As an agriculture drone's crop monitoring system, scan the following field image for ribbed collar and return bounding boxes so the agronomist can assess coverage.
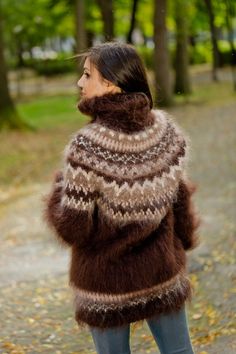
[77,92,155,133]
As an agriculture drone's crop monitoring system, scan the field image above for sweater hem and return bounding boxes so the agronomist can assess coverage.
[73,273,193,329]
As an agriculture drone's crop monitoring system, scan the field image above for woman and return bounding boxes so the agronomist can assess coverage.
[44,42,200,354]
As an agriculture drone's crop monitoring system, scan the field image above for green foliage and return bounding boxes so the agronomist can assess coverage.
[189,42,212,65]
[1,0,236,79]
[137,41,228,69]
[1,0,74,64]
[114,0,130,36]
[137,46,154,70]
[136,0,161,38]
[218,40,236,66]
[85,0,103,34]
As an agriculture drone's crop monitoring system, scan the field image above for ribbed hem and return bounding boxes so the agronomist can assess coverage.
[72,272,193,329]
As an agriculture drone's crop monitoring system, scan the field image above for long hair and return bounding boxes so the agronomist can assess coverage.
[76,42,153,109]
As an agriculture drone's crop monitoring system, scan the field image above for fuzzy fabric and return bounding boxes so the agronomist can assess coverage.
[43,92,200,329]
[78,92,154,133]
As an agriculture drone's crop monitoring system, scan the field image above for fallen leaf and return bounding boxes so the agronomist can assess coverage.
[192,313,202,320]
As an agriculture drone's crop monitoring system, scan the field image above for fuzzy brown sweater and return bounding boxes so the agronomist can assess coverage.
[44,92,200,329]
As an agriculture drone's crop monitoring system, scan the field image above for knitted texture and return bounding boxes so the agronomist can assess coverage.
[44,92,200,329]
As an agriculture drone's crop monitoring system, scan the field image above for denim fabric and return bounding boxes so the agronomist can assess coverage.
[89,306,195,354]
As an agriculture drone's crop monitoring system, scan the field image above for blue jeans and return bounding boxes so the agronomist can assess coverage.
[90,306,195,354]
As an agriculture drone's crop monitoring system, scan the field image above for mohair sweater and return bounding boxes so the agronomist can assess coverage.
[44,92,200,329]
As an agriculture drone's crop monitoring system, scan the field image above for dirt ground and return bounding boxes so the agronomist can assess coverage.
[0,68,236,353]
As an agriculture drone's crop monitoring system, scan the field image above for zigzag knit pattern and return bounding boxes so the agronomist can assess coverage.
[61,109,189,228]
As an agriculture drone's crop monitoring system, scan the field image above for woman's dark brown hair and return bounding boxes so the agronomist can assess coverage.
[77,42,153,109]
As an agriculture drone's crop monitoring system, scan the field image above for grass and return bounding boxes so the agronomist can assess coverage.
[17,95,81,129]
[0,95,89,186]
[175,83,234,106]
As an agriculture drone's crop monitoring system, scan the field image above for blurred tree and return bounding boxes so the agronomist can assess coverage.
[49,0,88,52]
[2,0,74,65]
[225,0,236,91]
[129,0,152,42]
[49,0,111,47]
[153,0,173,106]
[174,0,191,95]
[96,0,114,40]
[203,0,220,81]
[0,2,28,130]
[127,0,140,43]
[75,0,87,52]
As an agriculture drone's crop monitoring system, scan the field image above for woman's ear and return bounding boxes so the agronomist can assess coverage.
[104,79,110,87]
[103,79,121,93]
[103,78,113,88]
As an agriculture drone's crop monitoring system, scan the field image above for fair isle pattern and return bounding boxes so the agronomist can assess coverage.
[77,109,168,153]
[61,109,190,227]
[73,271,191,313]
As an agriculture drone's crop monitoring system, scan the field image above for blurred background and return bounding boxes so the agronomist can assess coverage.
[0,0,235,353]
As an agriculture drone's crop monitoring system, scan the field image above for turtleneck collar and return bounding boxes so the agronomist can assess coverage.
[77,92,155,133]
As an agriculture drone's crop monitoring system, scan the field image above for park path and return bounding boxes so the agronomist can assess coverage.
[0,74,236,353]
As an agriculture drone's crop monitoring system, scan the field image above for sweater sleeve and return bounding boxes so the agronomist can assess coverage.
[173,178,201,251]
[43,144,98,247]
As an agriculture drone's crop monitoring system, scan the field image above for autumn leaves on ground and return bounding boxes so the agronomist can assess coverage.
[0,68,236,353]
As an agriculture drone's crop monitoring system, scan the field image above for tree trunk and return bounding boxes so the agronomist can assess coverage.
[127,0,139,44]
[96,0,114,40]
[174,0,191,95]
[75,0,87,53]
[0,3,28,130]
[16,40,25,68]
[153,0,172,106]
[204,0,220,81]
